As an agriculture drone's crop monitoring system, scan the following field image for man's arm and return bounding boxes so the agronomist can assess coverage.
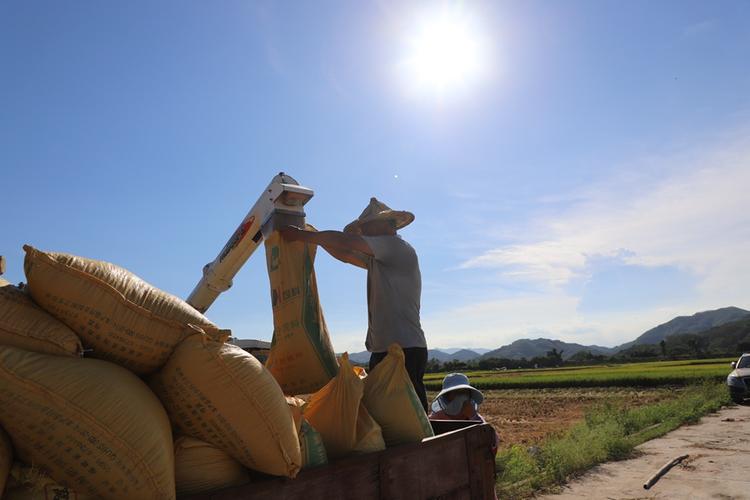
[319,245,369,269]
[279,226,373,268]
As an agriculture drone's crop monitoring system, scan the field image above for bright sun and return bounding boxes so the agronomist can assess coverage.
[400,5,489,99]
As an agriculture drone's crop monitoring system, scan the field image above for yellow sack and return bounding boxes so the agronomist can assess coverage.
[0,345,175,499]
[174,436,250,496]
[3,463,90,500]
[0,278,82,357]
[287,397,328,469]
[362,344,434,447]
[355,403,388,454]
[151,334,301,478]
[1,425,11,496]
[304,354,386,459]
[22,245,226,374]
[264,230,338,395]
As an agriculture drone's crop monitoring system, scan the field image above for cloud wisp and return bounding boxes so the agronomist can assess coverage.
[463,133,750,298]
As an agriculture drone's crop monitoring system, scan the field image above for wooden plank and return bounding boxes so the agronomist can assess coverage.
[465,425,496,499]
[183,424,496,500]
[379,438,470,499]
[203,457,380,499]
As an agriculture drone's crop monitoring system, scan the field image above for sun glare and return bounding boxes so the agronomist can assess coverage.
[400,5,489,99]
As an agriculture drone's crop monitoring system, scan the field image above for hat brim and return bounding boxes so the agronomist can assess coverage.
[435,384,484,405]
[344,210,415,234]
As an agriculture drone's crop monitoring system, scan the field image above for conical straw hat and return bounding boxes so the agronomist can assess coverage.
[343,198,415,234]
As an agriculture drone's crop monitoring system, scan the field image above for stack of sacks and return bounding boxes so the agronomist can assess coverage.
[363,344,434,447]
[304,353,385,459]
[0,243,436,497]
[0,246,306,498]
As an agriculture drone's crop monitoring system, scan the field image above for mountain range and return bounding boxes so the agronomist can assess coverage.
[344,306,750,364]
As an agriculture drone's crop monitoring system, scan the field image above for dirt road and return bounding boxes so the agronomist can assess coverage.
[537,404,750,500]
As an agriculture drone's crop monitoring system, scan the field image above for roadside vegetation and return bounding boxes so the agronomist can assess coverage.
[424,358,733,390]
[493,381,731,498]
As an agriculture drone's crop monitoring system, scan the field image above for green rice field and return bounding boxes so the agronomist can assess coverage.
[424,358,734,390]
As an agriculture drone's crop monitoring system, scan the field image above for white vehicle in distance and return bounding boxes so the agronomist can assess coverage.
[727,353,750,404]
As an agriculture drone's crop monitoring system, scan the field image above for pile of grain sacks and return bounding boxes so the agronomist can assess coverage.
[0,241,432,499]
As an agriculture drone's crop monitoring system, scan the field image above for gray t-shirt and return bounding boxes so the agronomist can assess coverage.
[361,235,427,352]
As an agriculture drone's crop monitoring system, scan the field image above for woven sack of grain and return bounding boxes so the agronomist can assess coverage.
[362,344,434,447]
[264,229,338,395]
[0,345,175,499]
[151,334,301,477]
[2,463,91,500]
[304,354,385,458]
[0,277,82,357]
[22,245,227,374]
[0,425,11,496]
[174,436,250,496]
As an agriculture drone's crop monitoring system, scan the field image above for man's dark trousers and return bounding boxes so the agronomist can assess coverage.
[369,346,428,412]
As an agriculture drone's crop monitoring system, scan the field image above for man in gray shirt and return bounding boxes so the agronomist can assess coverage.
[280,197,428,411]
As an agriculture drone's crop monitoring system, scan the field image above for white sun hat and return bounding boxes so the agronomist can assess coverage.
[343,197,415,234]
[435,373,484,405]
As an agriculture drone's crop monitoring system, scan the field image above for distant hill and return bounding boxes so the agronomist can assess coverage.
[426,350,454,362]
[617,316,750,359]
[346,348,482,364]
[436,348,463,354]
[616,306,750,351]
[445,349,481,362]
[347,351,371,364]
[437,347,492,355]
[685,317,750,354]
[426,349,481,362]
[481,338,615,361]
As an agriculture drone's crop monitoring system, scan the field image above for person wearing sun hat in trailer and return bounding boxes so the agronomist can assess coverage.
[280,197,429,411]
[429,373,499,456]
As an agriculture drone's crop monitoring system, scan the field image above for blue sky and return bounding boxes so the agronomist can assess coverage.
[2,1,749,352]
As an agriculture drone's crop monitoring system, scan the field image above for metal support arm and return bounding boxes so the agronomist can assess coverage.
[186,172,313,313]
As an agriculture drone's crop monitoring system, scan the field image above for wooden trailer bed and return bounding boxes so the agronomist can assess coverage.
[184,421,497,500]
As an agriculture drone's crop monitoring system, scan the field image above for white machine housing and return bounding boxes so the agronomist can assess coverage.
[186,172,313,313]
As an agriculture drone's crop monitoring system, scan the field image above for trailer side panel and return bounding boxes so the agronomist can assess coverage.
[184,423,496,500]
